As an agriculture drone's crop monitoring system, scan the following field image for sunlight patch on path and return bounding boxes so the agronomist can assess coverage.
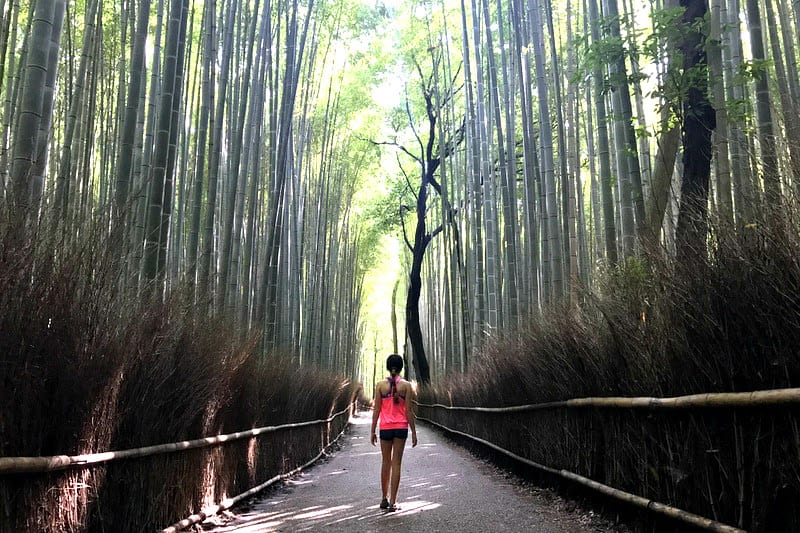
[204,411,600,532]
[294,504,353,520]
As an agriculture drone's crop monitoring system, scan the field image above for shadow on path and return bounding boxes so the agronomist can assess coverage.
[202,412,605,532]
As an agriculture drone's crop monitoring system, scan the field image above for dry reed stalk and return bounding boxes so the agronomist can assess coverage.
[160,415,351,533]
[419,416,747,533]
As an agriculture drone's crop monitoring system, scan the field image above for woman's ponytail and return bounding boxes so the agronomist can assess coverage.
[385,354,404,404]
[390,375,399,404]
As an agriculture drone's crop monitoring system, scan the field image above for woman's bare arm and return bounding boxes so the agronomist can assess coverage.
[405,382,418,447]
[370,383,382,446]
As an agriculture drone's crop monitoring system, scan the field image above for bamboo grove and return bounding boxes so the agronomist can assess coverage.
[0,0,394,374]
[1,0,799,383]
[387,0,800,381]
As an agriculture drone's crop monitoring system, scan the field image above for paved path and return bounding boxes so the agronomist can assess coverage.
[202,412,608,532]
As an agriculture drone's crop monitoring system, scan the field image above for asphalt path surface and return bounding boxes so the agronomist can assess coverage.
[202,411,614,532]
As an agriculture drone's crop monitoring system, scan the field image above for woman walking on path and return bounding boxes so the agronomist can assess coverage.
[371,354,418,512]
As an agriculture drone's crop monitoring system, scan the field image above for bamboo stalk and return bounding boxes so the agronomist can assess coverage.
[160,417,351,533]
[418,416,747,533]
[416,387,800,413]
[0,407,351,474]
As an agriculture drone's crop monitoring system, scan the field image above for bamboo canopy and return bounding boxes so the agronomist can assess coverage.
[0,407,351,475]
[416,387,800,413]
[418,416,747,533]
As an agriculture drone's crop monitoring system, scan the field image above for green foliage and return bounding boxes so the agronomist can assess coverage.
[736,58,772,83]
[356,223,384,272]
[638,5,717,122]
[388,104,412,133]
[604,254,654,312]
[725,97,752,125]
[634,123,650,140]
[363,189,399,236]
[586,34,626,69]
[642,6,688,92]
[577,12,654,95]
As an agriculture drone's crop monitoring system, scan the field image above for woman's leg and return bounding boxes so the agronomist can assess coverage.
[380,438,393,499]
[388,438,406,505]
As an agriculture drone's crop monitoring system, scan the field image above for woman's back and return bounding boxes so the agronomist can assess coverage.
[379,376,409,430]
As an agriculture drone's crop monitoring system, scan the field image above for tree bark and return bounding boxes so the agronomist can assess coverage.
[745,0,780,206]
[588,0,618,264]
[675,0,716,264]
[10,0,56,222]
[114,0,151,240]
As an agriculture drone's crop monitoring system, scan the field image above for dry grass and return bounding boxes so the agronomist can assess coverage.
[0,218,357,533]
[422,216,800,532]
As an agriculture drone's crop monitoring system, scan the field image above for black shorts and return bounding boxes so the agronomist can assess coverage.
[379,428,408,441]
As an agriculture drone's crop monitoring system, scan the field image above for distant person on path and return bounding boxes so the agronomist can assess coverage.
[370,353,417,512]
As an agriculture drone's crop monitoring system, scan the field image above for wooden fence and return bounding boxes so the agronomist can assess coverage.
[1,403,355,532]
[417,387,800,533]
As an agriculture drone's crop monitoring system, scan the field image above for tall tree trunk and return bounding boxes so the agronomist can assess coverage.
[603,0,637,256]
[54,0,98,225]
[530,0,563,300]
[623,0,652,201]
[199,0,239,301]
[458,0,484,354]
[589,0,618,264]
[644,108,680,245]
[186,0,215,286]
[544,0,571,291]
[709,0,733,224]
[482,0,519,326]
[512,0,540,312]
[745,0,780,207]
[219,0,261,310]
[134,0,164,286]
[407,182,433,384]
[114,0,151,240]
[0,0,20,200]
[676,0,716,263]
[263,0,314,349]
[469,0,500,330]
[724,0,754,222]
[765,0,800,192]
[29,0,64,214]
[142,0,188,283]
[10,0,57,222]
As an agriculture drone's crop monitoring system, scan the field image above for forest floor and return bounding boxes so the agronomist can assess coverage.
[199,411,627,532]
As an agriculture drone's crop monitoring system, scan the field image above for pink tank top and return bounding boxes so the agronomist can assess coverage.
[380,376,408,430]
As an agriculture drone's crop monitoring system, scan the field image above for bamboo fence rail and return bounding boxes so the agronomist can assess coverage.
[416,387,800,413]
[418,416,747,533]
[160,417,351,533]
[414,389,798,531]
[0,406,352,474]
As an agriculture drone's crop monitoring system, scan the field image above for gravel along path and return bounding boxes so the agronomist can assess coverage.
[201,411,623,532]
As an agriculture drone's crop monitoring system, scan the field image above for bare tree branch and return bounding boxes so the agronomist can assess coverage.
[400,204,414,252]
[450,62,463,91]
[429,174,442,195]
[424,90,436,170]
[397,153,418,202]
[440,63,463,108]
[439,117,466,159]
[405,87,426,163]
[440,84,463,108]
[367,138,422,165]
[425,223,444,245]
